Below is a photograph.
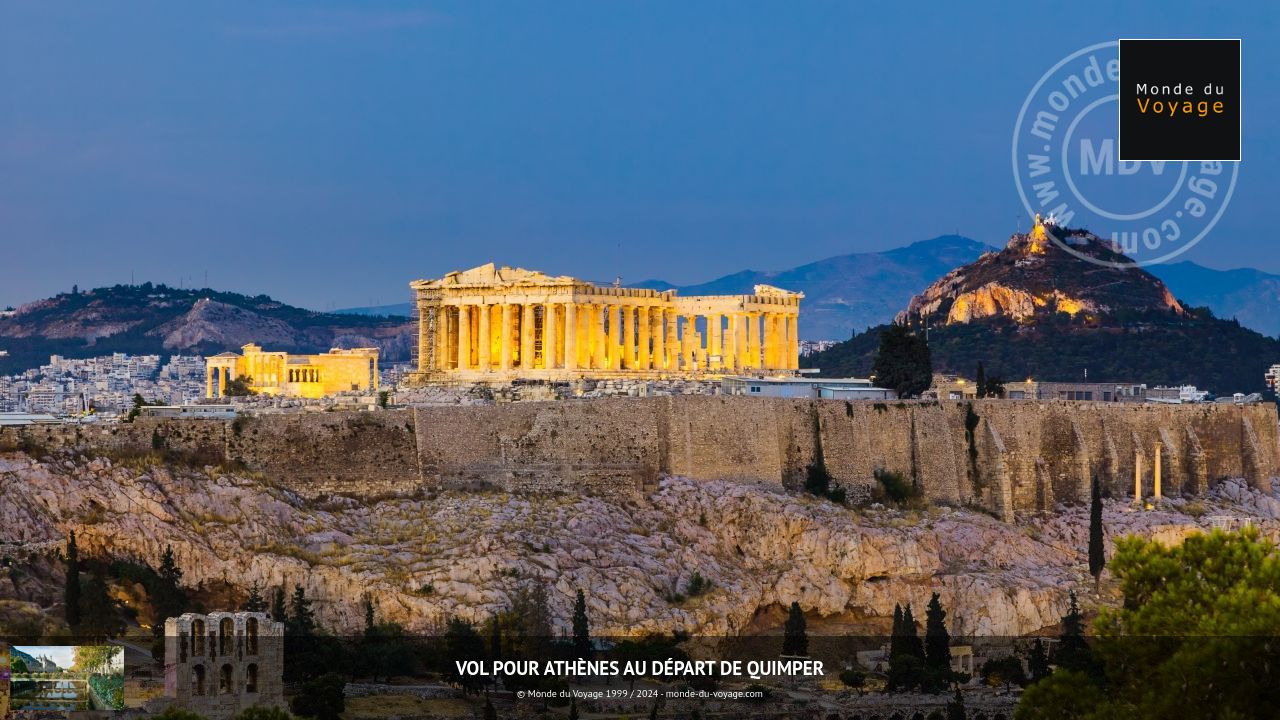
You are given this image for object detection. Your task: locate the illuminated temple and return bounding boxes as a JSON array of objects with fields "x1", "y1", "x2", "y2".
[
  {"x1": 206, "y1": 343, "x2": 380, "y2": 399},
  {"x1": 407, "y1": 263, "x2": 802, "y2": 383}
]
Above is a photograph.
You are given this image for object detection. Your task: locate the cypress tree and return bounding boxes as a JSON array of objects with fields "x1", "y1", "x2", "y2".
[
  {"x1": 782, "y1": 601, "x2": 808, "y2": 657},
  {"x1": 65, "y1": 530, "x2": 82, "y2": 628},
  {"x1": 572, "y1": 589, "x2": 592, "y2": 660},
  {"x1": 243, "y1": 581, "x2": 267, "y2": 613},
  {"x1": 1055, "y1": 591, "x2": 1094, "y2": 676},
  {"x1": 923, "y1": 593, "x2": 952, "y2": 692},
  {"x1": 483, "y1": 696, "x2": 497, "y2": 720},
  {"x1": 271, "y1": 585, "x2": 287, "y2": 621},
  {"x1": 568, "y1": 697, "x2": 579, "y2": 720},
  {"x1": 975, "y1": 362, "x2": 987, "y2": 398},
  {"x1": 289, "y1": 585, "x2": 316, "y2": 636},
  {"x1": 1089, "y1": 477, "x2": 1106, "y2": 591},
  {"x1": 363, "y1": 595, "x2": 376, "y2": 635},
  {"x1": 1027, "y1": 639, "x2": 1051, "y2": 683},
  {"x1": 902, "y1": 603, "x2": 924, "y2": 660},
  {"x1": 889, "y1": 603, "x2": 904, "y2": 659}
]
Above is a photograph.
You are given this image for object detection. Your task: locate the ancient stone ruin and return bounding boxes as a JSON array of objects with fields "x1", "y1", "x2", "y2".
[{"x1": 158, "y1": 611, "x2": 284, "y2": 719}]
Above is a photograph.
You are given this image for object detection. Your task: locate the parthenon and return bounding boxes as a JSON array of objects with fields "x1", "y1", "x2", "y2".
[{"x1": 407, "y1": 263, "x2": 802, "y2": 383}]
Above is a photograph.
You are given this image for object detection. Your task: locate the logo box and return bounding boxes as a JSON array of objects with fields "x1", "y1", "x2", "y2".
[{"x1": 1119, "y1": 39, "x2": 1240, "y2": 161}]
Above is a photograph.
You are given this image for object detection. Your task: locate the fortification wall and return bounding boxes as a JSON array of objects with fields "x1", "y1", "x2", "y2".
[{"x1": 3, "y1": 398, "x2": 1276, "y2": 519}]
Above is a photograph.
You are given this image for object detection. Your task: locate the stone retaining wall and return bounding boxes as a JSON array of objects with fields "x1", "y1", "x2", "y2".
[{"x1": 3, "y1": 398, "x2": 1276, "y2": 519}]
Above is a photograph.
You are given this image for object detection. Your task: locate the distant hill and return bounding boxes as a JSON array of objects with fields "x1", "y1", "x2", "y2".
[
  {"x1": 335, "y1": 302, "x2": 414, "y2": 318},
  {"x1": 633, "y1": 235, "x2": 996, "y2": 340},
  {"x1": 805, "y1": 223, "x2": 1280, "y2": 395},
  {"x1": 0, "y1": 284, "x2": 414, "y2": 375},
  {"x1": 1147, "y1": 262, "x2": 1280, "y2": 338}
]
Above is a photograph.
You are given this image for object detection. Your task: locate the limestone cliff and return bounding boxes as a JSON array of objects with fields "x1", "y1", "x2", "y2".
[{"x1": 3, "y1": 451, "x2": 1277, "y2": 640}]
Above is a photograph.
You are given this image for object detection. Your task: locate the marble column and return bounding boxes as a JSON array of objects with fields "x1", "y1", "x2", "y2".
[
  {"x1": 206, "y1": 367, "x2": 214, "y2": 398},
  {"x1": 543, "y1": 303, "x2": 558, "y2": 369},
  {"x1": 436, "y1": 308, "x2": 451, "y2": 371},
  {"x1": 417, "y1": 301, "x2": 431, "y2": 372},
  {"x1": 746, "y1": 312, "x2": 760, "y2": 369},
  {"x1": 592, "y1": 304, "x2": 608, "y2": 369},
  {"x1": 637, "y1": 306, "x2": 650, "y2": 370},
  {"x1": 680, "y1": 315, "x2": 695, "y2": 371},
  {"x1": 499, "y1": 304, "x2": 514, "y2": 370},
  {"x1": 622, "y1": 306, "x2": 636, "y2": 369},
  {"x1": 651, "y1": 308, "x2": 665, "y2": 370},
  {"x1": 457, "y1": 305, "x2": 472, "y2": 370},
  {"x1": 608, "y1": 304, "x2": 622, "y2": 370},
  {"x1": 724, "y1": 314, "x2": 739, "y2": 372},
  {"x1": 520, "y1": 304, "x2": 536, "y2": 368},
  {"x1": 564, "y1": 303, "x2": 579, "y2": 370},
  {"x1": 477, "y1": 304, "x2": 492, "y2": 370},
  {"x1": 762, "y1": 313, "x2": 777, "y2": 369},
  {"x1": 786, "y1": 313, "x2": 799, "y2": 369},
  {"x1": 708, "y1": 314, "x2": 722, "y2": 370},
  {"x1": 666, "y1": 310, "x2": 680, "y2": 370}
]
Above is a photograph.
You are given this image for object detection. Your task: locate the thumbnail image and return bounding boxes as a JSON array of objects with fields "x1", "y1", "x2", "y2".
[{"x1": 8, "y1": 647, "x2": 123, "y2": 713}]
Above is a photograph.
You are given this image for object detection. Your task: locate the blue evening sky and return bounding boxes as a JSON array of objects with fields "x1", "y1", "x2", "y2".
[{"x1": 2, "y1": 1, "x2": 1276, "y2": 310}]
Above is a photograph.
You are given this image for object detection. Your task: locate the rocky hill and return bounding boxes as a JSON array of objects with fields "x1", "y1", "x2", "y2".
[
  {"x1": 896, "y1": 222, "x2": 1183, "y2": 326},
  {"x1": 0, "y1": 283, "x2": 414, "y2": 374},
  {"x1": 808, "y1": 222, "x2": 1280, "y2": 394},
  {"x1": 3, "y1": 451, "x2": 1278, "y2": 641}
]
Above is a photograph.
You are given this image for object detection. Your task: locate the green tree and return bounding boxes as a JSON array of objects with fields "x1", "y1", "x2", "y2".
[
  {"x1": 150, "y1": 544, "x2": 188, "y2": 650},
  {"x1": 871, "y1": 324, "x2": 933, "y2": 398},
  {"x1": 975, "y1": 361, "x2": 986, "y2": 398},
  {"x1": 362, "y1": 595, "x2": 375, "y2": 635},
  {"x1": 980, "y1": 655, "x2": 1027, "y2": 691},
  {"x1": 1088, "y1": 478, "x2": 1105, "y2": 590},
  {"x1": 271, "y1": 585, "x2": 287, "y2": 621},
  {"x1": 288, "y1": 585, "x2": 316, "y2": 636},
  {"x1": 290, "y1": 672, "x2": 345, "y2": 720},
  {"x1": 443, "y1": 618, "x2": 487, "y2": 695},
  {"x1": 80, "y1": 568, "x2": 125, "y2": 638},
  {"x1": 224, "y1": 375, "x2": 256, "y2": 396},
  {"x1": 232, "y1": 707, "x2": 293, "y2": 720},
  {"x1": 923, "y1": 592, "x2": 952, "y2": 692},
  {"x1": 483, "y1": 696, "x2": 497, "y2": 720},
  {"x1": 781, "y1": 601, "x2": 807, "y2": 657},
  {"x1": 1026, "y1": 639, "x2": 1051, "y2": 683},
  {"x1": 568, "y1": 697, "x2": 579, "y2": 720},
  {"x1": 1052, "y1": 592, "x2": 1094, "y2": 676},
  {"x1": 150, "y1": 708, "x2": 209, "y2": 720},
  {"x1": 65, "y1": 530, "x2": 81, "y2": 628},
  {"x1": 945, "y1": 687, "x2": 965, "y2": 720},
  {"x1": 572, "y1": 589, "x2": 592, "y2": 660},
  {"x1": 243, "y1": 581, "x2": 267, "y2": 613},
  {"x1": 1018, "y1": 529, "x2": 1280, "y2": 719},
  {"x1": 888, "y1": 602, "x2": 926, "y2": 692}
]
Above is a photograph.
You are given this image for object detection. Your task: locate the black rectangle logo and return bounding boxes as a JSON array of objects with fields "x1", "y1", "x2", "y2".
[{"x1": 1119, "y1": 39, "x2": 1240, "y2": 161}]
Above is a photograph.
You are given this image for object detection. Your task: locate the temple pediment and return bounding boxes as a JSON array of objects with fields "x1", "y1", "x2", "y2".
[
  {"x1": 754, "y1": 284, "x2": 805, "y2": 299},
  {"x1": 418, "y1": 263, "x2": 579, "y2": 289}
]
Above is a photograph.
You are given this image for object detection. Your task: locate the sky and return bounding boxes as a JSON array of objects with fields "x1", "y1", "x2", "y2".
[
  {"x1": 12, "y1": 645, "x2": 75, "y2": 670},
  {"x1": 2, "y1": 1, "x2": 1278, "y2": 311}
]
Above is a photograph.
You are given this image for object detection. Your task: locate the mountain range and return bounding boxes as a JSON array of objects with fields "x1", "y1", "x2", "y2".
[
  {"x1": 0, "y1": 283, "x2": 413, "y2": 375},
  {"x1": 338, "y1": 238, "x2": 1280, "y2": 341}
]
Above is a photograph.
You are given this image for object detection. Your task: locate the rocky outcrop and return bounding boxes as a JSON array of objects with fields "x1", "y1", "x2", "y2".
[
  {"x1": 3, "y1": 451, "x2": 1277, "y2": 640},
  {"x1": 896, "y1": 222, "x2": 1183, "y2": 326},
  {"x1": 151, "y1": 298, "x2": 301, "y2": 350}
]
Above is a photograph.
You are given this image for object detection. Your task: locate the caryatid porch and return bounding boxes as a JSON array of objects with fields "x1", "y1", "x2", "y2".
[{"x1": 408, "y1": 264, "x2": 803, "y2": 383}]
